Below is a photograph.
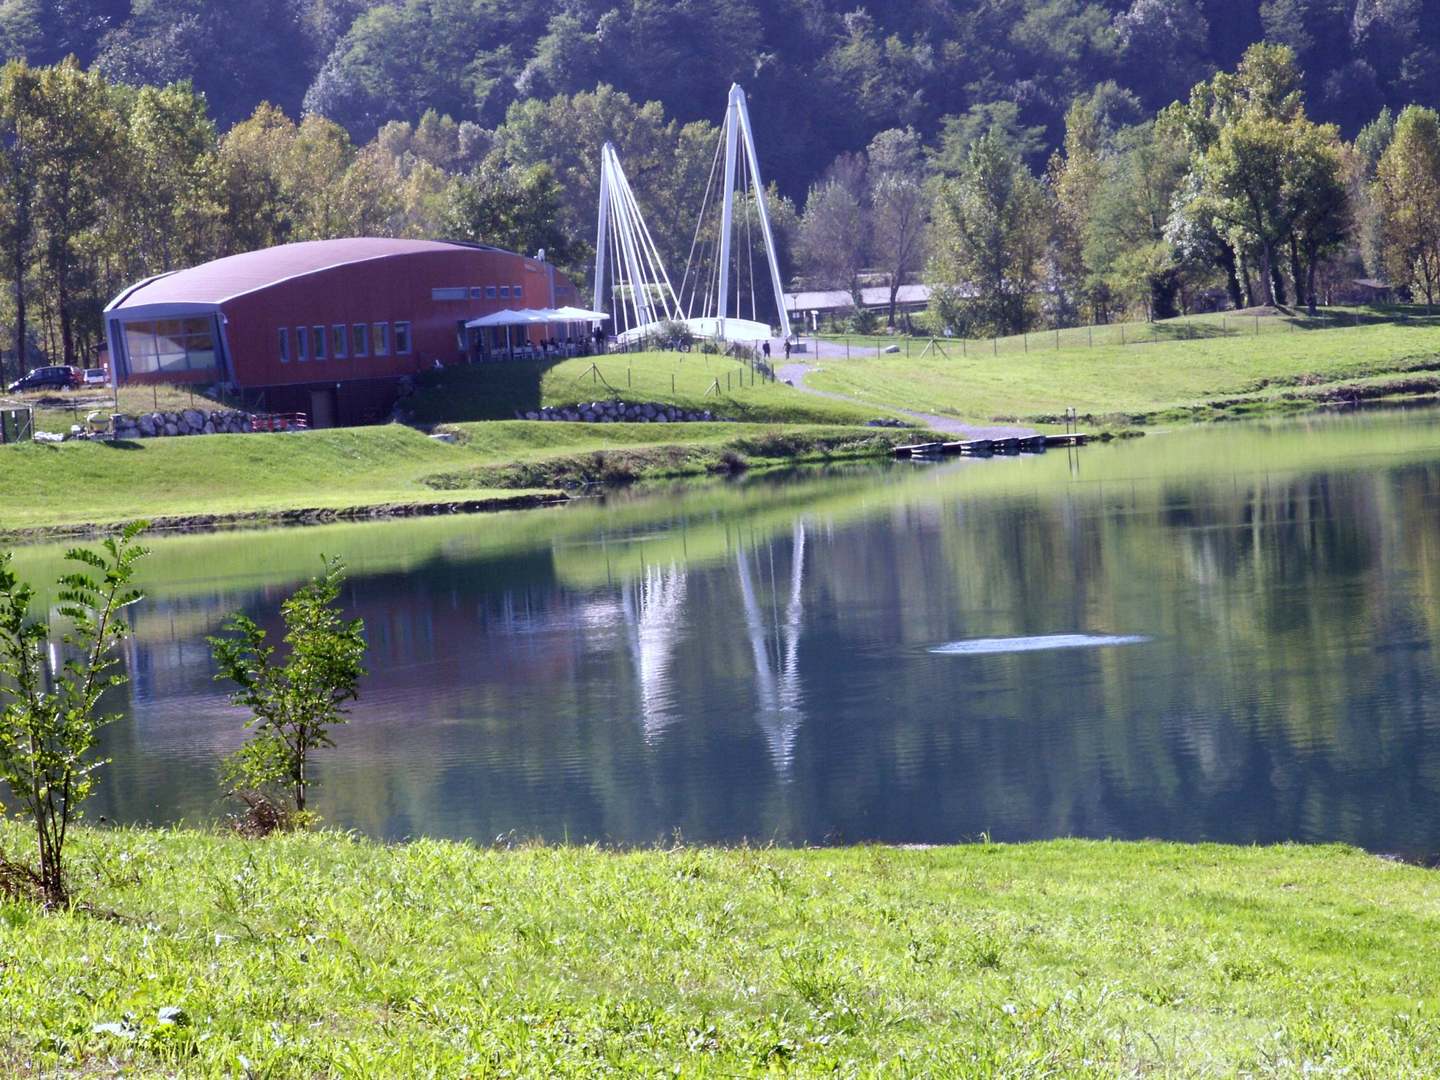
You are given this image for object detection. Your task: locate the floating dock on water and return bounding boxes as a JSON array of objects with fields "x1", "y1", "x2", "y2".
[{"x1": 892, "y1": 432, "x2": 1090, "y2": 459}]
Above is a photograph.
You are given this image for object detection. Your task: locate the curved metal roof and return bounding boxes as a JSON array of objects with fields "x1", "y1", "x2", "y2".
[{"x1": 106, "y1": 238, "x2": 510, "y2": 311}]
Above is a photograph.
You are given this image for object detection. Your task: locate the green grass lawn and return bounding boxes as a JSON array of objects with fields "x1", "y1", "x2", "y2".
[
  {"x1": 404, "y1": 350, "x2": 885, "y2": 425},
  {"x1": 0, "y1": 420, "x2": 921, "y2": 533},
  {"x1": 805, "y1": 318, "x2": 1440, "y2": 424},
  {"x1": 4, "y1": 827, "x2": 1438, "y2": 1075}
]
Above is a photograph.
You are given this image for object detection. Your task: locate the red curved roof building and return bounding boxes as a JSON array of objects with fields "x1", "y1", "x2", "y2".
[{"x1": 104, "y1": 238, "x2": 579, "y2": 427}]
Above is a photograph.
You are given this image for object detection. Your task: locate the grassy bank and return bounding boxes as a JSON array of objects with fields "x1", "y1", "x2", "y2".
[
  {"x1": 404, "y1": 351, "x2": 885, "y2": 426},
  {"x1": 0, "y1": 420, "x2": 921, "y2": 535},
  {"x1": 806, "y1": 315, "x2": 1440, "y2": 426},
  {"x1": 3, "y1": 827, "x2": 1438, "y2": 1075}
]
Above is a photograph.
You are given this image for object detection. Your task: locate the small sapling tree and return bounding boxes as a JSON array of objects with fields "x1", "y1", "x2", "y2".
[
  {"x1": 0, "y1": 521, "x2": 148, "y2": 906},
  {"x1": 210, "y1": 557, "x2": 366, "y2": 827}
]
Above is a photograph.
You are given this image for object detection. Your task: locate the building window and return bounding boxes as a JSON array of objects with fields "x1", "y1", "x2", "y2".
[
  {"x1": 121, "y1": 316, "x2": 218, "y2": 375},
  {"x1": 431, "y1": 287, "x2": 467, "y2": 301},
  {"x1": 499, "y1": 285, "x2": 510, "y2": 298},
  {"x1": 373, "y1": 322, "x2": 389, "y2": 356},
  {"x1": 352, "y1": 323, "x2": 369, "y2": 357},
  {"x1": 394, "y1": 321, "x2": 411, "y2": 355},
  {"x1": 513, "y1": 284, "x2": 523, "y2": 300},
  {"x1": 469, "y1": 287, "x2": 483, "y2": 299},
  {"x1": 486, "y1": 285, "x2": 497, "y2": 299},
  {"x1": 297, "y1": 324, "x2": 308, "y2": 361},
  {"x1": 313, "y1": 326, "x2": 326, "y2": 360},
  {"x1": 278, "y1": 327, "x2": 290, "y2": 363},
  {"x1": 332, "y1": 324, "x2": 348, "y2": 359}
]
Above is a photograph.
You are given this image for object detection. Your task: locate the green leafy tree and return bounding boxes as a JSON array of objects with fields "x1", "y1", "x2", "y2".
[
  {"x1": 928, "y1": 130, "x2": 1051, "y2": 336},
  {"x1": 0, "y1": 522, "x2": 148, "y2": 907},
  {"x1": 440, "y1": 160, "x2": 574, "y2": 265},
  {"x1": 1374, "y1": 105, "x2": 1440, "y2": 304},
  {"x1": 210, "y1": 557, "x2": 367, "y2": 819},
  {"x1": 0, "y1": 58, "x2": 39, "y2": 387},
  {"x1": 867, "y1": 128, "x2": 929, "y2": 327},
  {"x1": 27, "y1": 58, "x2": 125, "y2": 365},
  {"x1": 796, "y1": 179, "x2": 867, "y2": 309}
]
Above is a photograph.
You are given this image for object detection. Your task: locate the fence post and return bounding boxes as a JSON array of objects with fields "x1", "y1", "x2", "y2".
[
  {"x1": 993, "y1": 337, "x2": 997, "y2": 356},
  {"x1": 1088, "y1": 325, "x2": 1092, "y2": 347},
  {"x1": 1024, "y1": 333, "x2": 1028, "y2": 353},
  {"x1": 1055, "y1": 329, "x2": 1060, "y2": 350},
  {"x1": 1255, "y1": 315, "x2": 1260, "y2": 335},
  {"x1": 1120, "y1": 324, "x2": 1125, "y2": 345}
]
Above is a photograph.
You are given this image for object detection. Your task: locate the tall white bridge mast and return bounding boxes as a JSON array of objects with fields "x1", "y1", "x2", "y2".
[{"x1": 593, "y1": 84, "x2": 792, "y2": 345}]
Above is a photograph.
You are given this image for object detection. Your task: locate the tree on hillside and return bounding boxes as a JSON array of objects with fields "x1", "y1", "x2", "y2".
[
  {"x1": 440, "y1": 161, "x2": 574, "y2": 266},
  {"x1": 1373, "y1": 105, "x2": 1440, "y2": 304},
  {"x1": 489, "y1": 86, "x2": 718, "y2": 283},
  {"x1": 928, "y1": 130, "x2": 1050, "y2": 337},
  {"x1": 866, "y1": 128, "x2": 928, "y2": 327}
]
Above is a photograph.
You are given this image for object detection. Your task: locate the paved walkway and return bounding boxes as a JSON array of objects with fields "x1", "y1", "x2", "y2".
[{"x1": 776, "y1": 362, "x2": 1036, "y2": 440}]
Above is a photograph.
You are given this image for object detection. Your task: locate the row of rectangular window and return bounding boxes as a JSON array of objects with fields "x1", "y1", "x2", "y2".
[
  {"x1": 279, "y1": 321, "x2": 410, "y2": 363},
  {"x1": 430, "y1": 285, "x2": 523, "y2": 302}
]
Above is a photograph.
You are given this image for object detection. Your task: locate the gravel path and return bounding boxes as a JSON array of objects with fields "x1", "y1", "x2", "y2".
[{"x1": 776, "y1": 362, "x2": 1036, "y2": 440}]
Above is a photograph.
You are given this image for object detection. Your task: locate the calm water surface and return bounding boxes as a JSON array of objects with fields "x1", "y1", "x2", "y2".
[{"x1": 24, "y1": 409, "x2": 1440, "y2": 854}]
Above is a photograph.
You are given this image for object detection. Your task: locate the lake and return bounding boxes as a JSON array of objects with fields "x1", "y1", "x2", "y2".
[{"x1": 17, "y1": 409, "x2": 1440, "y2": 855}]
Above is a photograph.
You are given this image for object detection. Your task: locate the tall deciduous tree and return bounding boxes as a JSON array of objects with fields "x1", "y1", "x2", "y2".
[
  {"x1": 1374, "y1": 105, "x2": 1440, "y2": 303},
  {"x1": 0, "y1": 59, "x2": 39, "y2": 385},
  {"x1": 928, "y1": 130, "x2": 1050, "y2": 336},
  {"x1": 796, "y1": 180, "x2": 867, "y2": 308},
  {"x1": 28, "y1": 59, "x2": 123, "y2": 366},
  {"x1": 866, "y1": 127, "x2": 928, "y2": 327}
]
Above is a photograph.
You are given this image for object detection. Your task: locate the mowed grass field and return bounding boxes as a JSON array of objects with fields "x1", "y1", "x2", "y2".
[
  {"x1": 805, "y1": 314, "x2": 1440, "y2": 424},
  {"x1": 4, "y1": 828, "x2": 1439, "y2": 1075}
]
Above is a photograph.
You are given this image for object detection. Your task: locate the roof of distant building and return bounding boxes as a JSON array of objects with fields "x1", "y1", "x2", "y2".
[
  {"x1": 784, "y1": 284, "x2": 936, "y2": 311},
  {"x1": 106, "y1": 238, "x2": 512, "y2": 311}
]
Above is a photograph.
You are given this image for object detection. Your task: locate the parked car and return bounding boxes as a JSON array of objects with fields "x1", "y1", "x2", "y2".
[
  {"x1": 6, "y1": 365, "x2": 81, "y2": 393},
  {"x1": 82, "y1": 367, "x2": 108, "y2": 386}
]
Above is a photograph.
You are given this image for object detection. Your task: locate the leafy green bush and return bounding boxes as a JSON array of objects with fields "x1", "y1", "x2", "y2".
[
  {"x1": 210, "y1": 557, "x2": 367, "y2": 831},
  {"x1": 0, "y1": 522, "x2": 148, "y2": 906}
]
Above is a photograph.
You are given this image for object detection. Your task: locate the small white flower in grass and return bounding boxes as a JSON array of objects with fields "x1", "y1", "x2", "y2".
[{"x1": 1001, "y1": 1003, "x2": 1018, "y2": 1016}]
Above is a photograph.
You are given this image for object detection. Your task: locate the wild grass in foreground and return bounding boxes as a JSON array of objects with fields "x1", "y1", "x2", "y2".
[{"x1": 2, "y1": 828, "x2": 1438, "y2": 1076}]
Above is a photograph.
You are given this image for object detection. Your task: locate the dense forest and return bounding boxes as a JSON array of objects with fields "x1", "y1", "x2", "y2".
[{"x1": 1, "y1": 1, "x2": 1440, "y2": 372}]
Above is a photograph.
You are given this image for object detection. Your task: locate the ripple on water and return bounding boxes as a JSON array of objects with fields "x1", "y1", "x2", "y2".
[{"x1": 929, "y1": 634, "x2": 1150, "y2": 656}]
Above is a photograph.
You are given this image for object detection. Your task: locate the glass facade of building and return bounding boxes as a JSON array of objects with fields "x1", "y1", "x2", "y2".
[{"x1": 122, "y1": 317, "x2": 218, "y2": 375}]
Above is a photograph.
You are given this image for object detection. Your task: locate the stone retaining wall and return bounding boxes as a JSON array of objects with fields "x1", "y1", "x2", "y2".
[
  {"x1": 113, "y1": 409, "x2": 255, "y2": 439},
  {"x1": 518, "y1": 401, "x2": 726, "y2": 424}
]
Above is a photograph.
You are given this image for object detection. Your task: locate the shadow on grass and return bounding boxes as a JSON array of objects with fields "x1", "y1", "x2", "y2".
[{"x1": 407, "y1": 358, "x2": 566, "y2": 423}]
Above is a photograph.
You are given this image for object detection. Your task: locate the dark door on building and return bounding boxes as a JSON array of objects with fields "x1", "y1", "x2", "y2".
[{"x1": 309, "y1": 388, "x2": 337, "y2": 429}]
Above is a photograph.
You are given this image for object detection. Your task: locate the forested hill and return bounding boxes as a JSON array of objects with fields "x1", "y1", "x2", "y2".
[{"x1": 18, "y1": 0, "x2": 1440, "y2": 198}]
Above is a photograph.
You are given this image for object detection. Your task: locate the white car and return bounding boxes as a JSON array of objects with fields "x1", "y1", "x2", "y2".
[{"x1": 82, "y1": 367, "x2": 107, "y2": 386}]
